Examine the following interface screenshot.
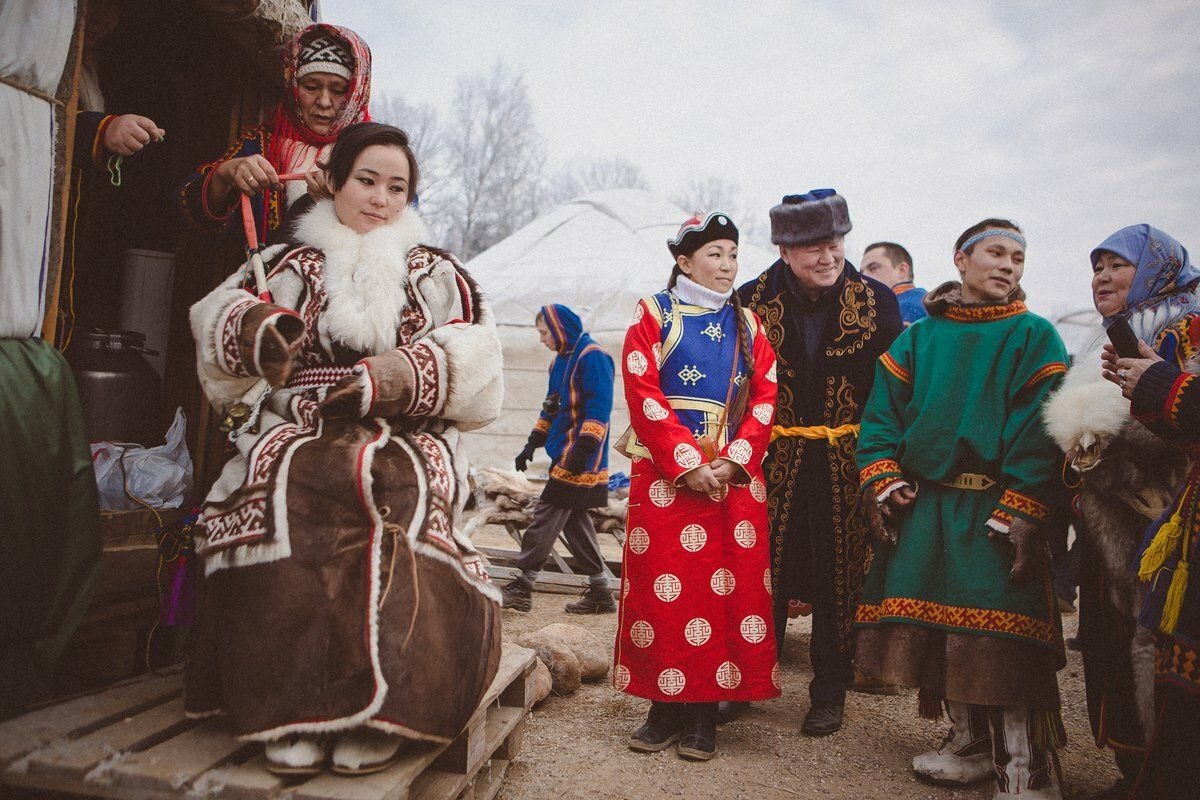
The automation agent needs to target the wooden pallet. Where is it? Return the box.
[0,644,538,800]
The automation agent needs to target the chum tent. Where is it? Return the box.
[462,189,776,471]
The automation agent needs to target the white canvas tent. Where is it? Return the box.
[463,189,777,470]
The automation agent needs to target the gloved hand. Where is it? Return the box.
[515,442,537,472]
[239,304,305,388]
[562,438,598,475]
[320,372,365,419]
[1002,517,1045,584]
[861,484,897,545]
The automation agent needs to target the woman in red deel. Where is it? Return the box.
[614,211,781,761]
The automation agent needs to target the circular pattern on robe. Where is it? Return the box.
[674,443,702,469]
[740,615,768,644]
[752,403,774,424]
[658,668,686,696]
[771,662,782,689]
[626,350,648,376]
[727,439,752,465]
[627,527,650,554]
[649,480,676,507]
[749,477,767,503]
[734,521,757,548]
[652,342,663,366]
[653,573,682,602]
[710,568,735,595]
[622,579,631,599]
[716,661,742,689]
[642,397,669,421]
[680,524,707,552]
[630,620,655,648]
[684,617,712,646]
[614,664,631,690]
[766,362,777,383]
[763,568,773,595]
[632,303,645,324]
[707,485,729,503]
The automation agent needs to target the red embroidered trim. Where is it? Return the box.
[1022,362,1067,392]
[550,465,608,487]
[860,458,903,486]
[286,366,353,390]
[534,418,552,434]
[880,352,912,384]
[1155,633,1200,693]
[855,596,1058,644]
[92,115,115,168]
[200,167,233,223]
[875,477,907,499]
[1167,373,1193,427]
[943,300,1027,322]
[997,488,1049,521]
[218,298,258,378]
[580,420,607,439]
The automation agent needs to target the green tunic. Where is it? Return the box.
[853,290,1069,710]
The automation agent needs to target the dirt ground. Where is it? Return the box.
[488,537,1122,800]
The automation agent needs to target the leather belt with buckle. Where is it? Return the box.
[932,473,997,491]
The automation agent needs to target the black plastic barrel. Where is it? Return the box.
[67,329,162,446]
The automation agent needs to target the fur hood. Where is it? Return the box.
[1043,345,1130,455]
[293,199,432,355]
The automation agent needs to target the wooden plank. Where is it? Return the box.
[497,659,537,712]
[0,669,183,768]
[13,696,197,791]
[471,759,509,800]
[414,707,523,798]
[184,753,286,800]
[290,741,439,800]
[103,717,257,797]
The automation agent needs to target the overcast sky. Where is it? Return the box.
[331,0,1199,322]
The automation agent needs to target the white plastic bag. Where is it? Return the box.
[91,408,194,511]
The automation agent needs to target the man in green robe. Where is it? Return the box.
[854,219,1069,800]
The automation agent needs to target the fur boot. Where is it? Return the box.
[912,701,992,785]
[264,734,328,776]
[331,728,406,775]
[988,706,1061,800]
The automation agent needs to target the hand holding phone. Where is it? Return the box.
[1106,318,1142,359]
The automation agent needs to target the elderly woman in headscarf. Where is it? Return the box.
[1044,224,1199,798]
[178,22,371,244]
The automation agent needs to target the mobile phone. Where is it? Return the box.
[1106,317,1142,359]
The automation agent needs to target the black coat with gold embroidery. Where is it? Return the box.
[738,260,903,654]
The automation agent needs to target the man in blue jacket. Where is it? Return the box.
[503,304,616,614]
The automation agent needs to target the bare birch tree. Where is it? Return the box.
[372,94,449,214]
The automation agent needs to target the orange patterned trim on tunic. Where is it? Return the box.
[1167,373,1194,427]
[549,465,608,488]
[580,419,607,440]
[533,418,551,434]
[880,352,912,384]
[860,458,903,487]
[997,488,1050,522]
[855,596,1058,644]
[1022,362,1067,392]
[1155,633,1200,692]
[944,300,1027,323]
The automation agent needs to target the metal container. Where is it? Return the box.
[68,329,162,445]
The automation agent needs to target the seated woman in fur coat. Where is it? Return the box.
[185,123,504,777]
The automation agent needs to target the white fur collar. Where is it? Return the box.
[293,200,431,355]
[673,275,732,310]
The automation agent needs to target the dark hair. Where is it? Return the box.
[864,241,913,275]
[954,218,1021,254]
[327,122,419,203]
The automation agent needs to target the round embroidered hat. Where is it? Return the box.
[769,188,852,246]
[667,211,739,258]
[296,32,354,81]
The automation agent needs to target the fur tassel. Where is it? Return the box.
[1138,511,1184,582]
[918,687,944,720]
[1161,558,1190,634]
[1031,709,1067,752]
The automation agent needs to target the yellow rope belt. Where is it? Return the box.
[770,423,860,443]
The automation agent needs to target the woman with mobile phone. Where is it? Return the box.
[1044,224,1199,798]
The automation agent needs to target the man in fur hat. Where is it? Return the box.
[737,190,903,735]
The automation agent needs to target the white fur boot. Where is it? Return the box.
[989,705,1062,800]
[331,728,406,775]
[263,734,328,776]
[912,701,992,785]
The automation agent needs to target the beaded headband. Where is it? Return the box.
[958,229,1026,252]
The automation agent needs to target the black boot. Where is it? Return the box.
[801,701,844,736]
[677,702,718,761]
[717,701,749,725]
[629,701,686,752]
[564,583,616,614]
[500,575,533,612]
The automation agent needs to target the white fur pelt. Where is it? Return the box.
[1043,345,1129,458]
[294,199,431,357]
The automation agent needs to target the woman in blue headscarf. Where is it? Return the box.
[503,304,616,614]
[1095,228,1200,799]
[1047,223,1199,798]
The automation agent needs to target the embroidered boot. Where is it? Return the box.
[500,575,533,612]
[988,705,1062,800]
[564,582,616,614]
[628,701,686,752]
[264,734,329,776]
[912,701,992,785]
